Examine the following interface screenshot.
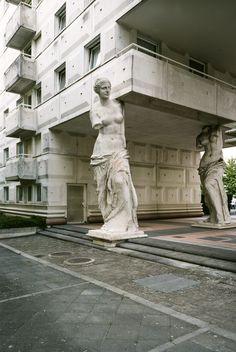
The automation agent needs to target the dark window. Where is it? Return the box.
[4,187,9,202]
[189,58,206,77]
[36,184,42,202]
[27,185,32,202]
[137,37,159,57]
[89,41,101,70]
[56,4,66,33]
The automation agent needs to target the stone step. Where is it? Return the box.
[118,242,236,273]
[126,237,236,262]
[37,230,103,250]
[45,227,88,239]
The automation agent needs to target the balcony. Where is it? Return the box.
[5,155,37,181]
[4,54,36,94]
[5,2,36,50]
[112,44,236,123]
[5,104,36,138]
[5,0,21,4]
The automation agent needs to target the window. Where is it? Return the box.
[4,187,9,202]
[36,184,41,202]
[137,36,159,57]
[55,63,66,91]
[189,58,207,77]
[35,83,42,105]
[27,185,32,202]
[55,4,66,33]
[34,134,41,156]
[34,32,42,56]
[3,109,9,129]
[17,142,24,156]
[88,39,101,70]
[16,186,24,202]
[3,147,9,165]
[23,43,32,58]
[24,94,32,108]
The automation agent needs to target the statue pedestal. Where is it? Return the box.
[192,221,236,229]
[87,229,147,247]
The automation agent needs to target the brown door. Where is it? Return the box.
[67,184,86,223]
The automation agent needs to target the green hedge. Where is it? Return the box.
[0,213,46,229]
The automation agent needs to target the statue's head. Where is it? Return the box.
[94,77,111,94]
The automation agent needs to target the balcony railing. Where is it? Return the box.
[5,2,36,50]
[115,44,236,122]
[5,155,37,181]
[5,104,36,138]
[4,54,36,94]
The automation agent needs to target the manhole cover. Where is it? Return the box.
[49,251,73,257]
[34,254,45,258]
[64,257,94,266]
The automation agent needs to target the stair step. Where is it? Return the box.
[53,225,88,234]
[46,227,87,239]
[37,230,104,250]
[127,238,236,262]
[118,242,236,273]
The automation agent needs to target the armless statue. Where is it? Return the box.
[196,125,231,226]
[89,78,142,237]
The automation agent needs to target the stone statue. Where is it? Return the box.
[196,125,231,227]
[88,78,144,240]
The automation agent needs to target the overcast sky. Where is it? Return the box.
[223,147,236,160]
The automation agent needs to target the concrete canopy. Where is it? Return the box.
[118,0,236,77]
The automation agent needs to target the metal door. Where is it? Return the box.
[67,184,86,223]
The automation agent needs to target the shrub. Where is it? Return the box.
[0,214,46,229]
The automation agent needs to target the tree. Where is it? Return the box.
[223,158,236,196]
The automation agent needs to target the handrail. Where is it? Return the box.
[118,43,236,90]
[6,154,33,162]
[8,103,32,114]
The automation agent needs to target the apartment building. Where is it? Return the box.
[0,0,236,224]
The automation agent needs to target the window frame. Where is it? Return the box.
[55,63,66,91]
[27,185,33,202]
[36,184,42,202]
[4,187,9,202]
[87,37,101,71]
[55,3,66,34]
[35,83,42,105]
[3,147,9,166]
[16,185,24,203]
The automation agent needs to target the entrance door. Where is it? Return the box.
[67,184,86,223]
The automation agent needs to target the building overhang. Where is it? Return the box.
[118,0,236,77]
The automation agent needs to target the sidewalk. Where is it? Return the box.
[0,235,236,352]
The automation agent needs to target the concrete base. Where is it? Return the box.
[0,227,37,239]
[192,221,236,229]
[87,229,147,247]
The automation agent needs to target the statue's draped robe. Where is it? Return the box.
[198,159,231,224]
[91,149,138,232]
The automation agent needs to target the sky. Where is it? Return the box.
[223,147,236,161]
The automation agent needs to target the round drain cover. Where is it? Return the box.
[49,251,73,257]
[64,257,94,266]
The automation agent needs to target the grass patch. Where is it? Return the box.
[0,213,46,229]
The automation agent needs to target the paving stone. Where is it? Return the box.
[135,273,199,292]
[165,340,214,351]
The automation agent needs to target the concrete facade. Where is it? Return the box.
[0,0,236,224]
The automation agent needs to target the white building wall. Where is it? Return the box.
[0,0,235,223]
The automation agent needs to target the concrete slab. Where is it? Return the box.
[135,274,199,293]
